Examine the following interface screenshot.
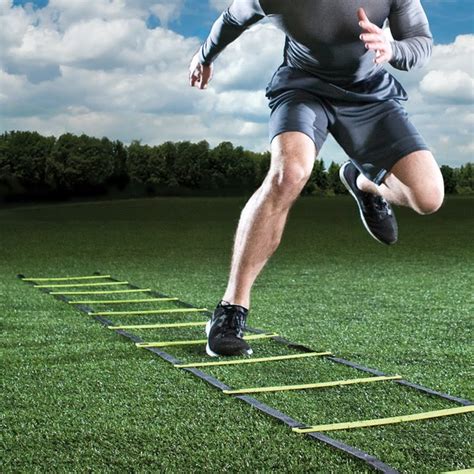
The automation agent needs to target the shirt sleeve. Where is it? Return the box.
[388,0,433,71]
[198,0,266,65]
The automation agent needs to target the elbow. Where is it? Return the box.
[427,36,433,60]
[222,8,239,27]
[222,8,252,30]
[419,36,434,66]
[414,35,433,69]
[408,54,430,71]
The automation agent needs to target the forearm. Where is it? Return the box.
[389,35,433,71]
[198,0,265,65]
[199,10,248,65]
[388,0,433,71]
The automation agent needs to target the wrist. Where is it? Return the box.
[198,47,212,67]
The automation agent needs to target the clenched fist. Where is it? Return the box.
[189,52,213,89]
[358,8,393,65]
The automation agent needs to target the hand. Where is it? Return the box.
[189,52,213,89]
[357,8,393,65]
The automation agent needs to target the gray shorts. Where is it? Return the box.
[266,67,430,185]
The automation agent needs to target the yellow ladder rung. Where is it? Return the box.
[223,375,402,395]
[69,298,178,305]
[293,405,474,433]
[108,321,208,330]
[136,333,278,348]
[50,289,152,295]
[89,308,208,316]
[175,351,332,368]
[35,281,128,288]
[441,469,474,473]
[23,275,111,282]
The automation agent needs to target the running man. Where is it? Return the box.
[188,0,444,357]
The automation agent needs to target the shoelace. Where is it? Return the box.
[362,192,392,218]
[373,195,392,217]
[219,306,246,337]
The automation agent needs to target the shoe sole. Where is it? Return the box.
[205,320,219,357]
[339,162,387,246]
[205,319,253,357]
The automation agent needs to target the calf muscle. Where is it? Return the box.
[222,132,317,309]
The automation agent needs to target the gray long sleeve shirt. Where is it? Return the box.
[198,0,433,101]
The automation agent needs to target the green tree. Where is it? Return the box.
[256,151,271,185]
[455,163,473,194]
[201,141,235,190]
[46,133,114,193]
[303,158,327,195]
[153,141,178,189]
[127,140,147,184]
[7,130,472,201]
[440,165,456,194]
[110,140,129,190]
[149,143,176,190]
[231,146,260,189]
[0,131,55,196]
[327,161,347,194]
[127,141,182,193]
[173,140,209,189]
[127,140,158,190]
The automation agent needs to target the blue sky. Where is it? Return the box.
[12,0,474,44]
[3,0,473,165]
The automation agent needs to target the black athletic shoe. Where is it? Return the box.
[206,300,252,357]
[339,161,398,245]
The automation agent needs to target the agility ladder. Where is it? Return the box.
[19,273,473,473]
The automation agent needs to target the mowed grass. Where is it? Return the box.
[1,195,473,473]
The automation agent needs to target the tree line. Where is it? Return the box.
[0,131,472,202]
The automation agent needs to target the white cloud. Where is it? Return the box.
[383,34,474,165]
[458,142,474,155]
[420,70,474,102]
[11,18,138,64]
[416,34,474,103]
[0,2,473,167]
[209,0,231,12]
[208,89,268,119]
[212,23,283,91]
[42,0,185,27]
[149,1,185,27]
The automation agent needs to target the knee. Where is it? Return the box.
[265,131,316,203]
[266,161,311,203]
[412,183,445,215]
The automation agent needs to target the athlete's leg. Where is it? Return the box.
[356,150,444,215]
[222,131,317,309]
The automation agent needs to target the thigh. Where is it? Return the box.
[384,150,444,197]
[330,99,431,185]
[268,89,329,156]
[270,131,317,178]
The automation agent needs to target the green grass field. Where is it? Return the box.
[1,195,473,473]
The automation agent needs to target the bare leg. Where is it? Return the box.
[222,132,317,309]
[356,150,445,214]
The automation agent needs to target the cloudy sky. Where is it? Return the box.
[1,0,473,166]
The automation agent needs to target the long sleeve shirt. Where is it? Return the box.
[198,0,433,101]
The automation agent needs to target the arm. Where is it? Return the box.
[388,0,433,71]
[198,0,265,65]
